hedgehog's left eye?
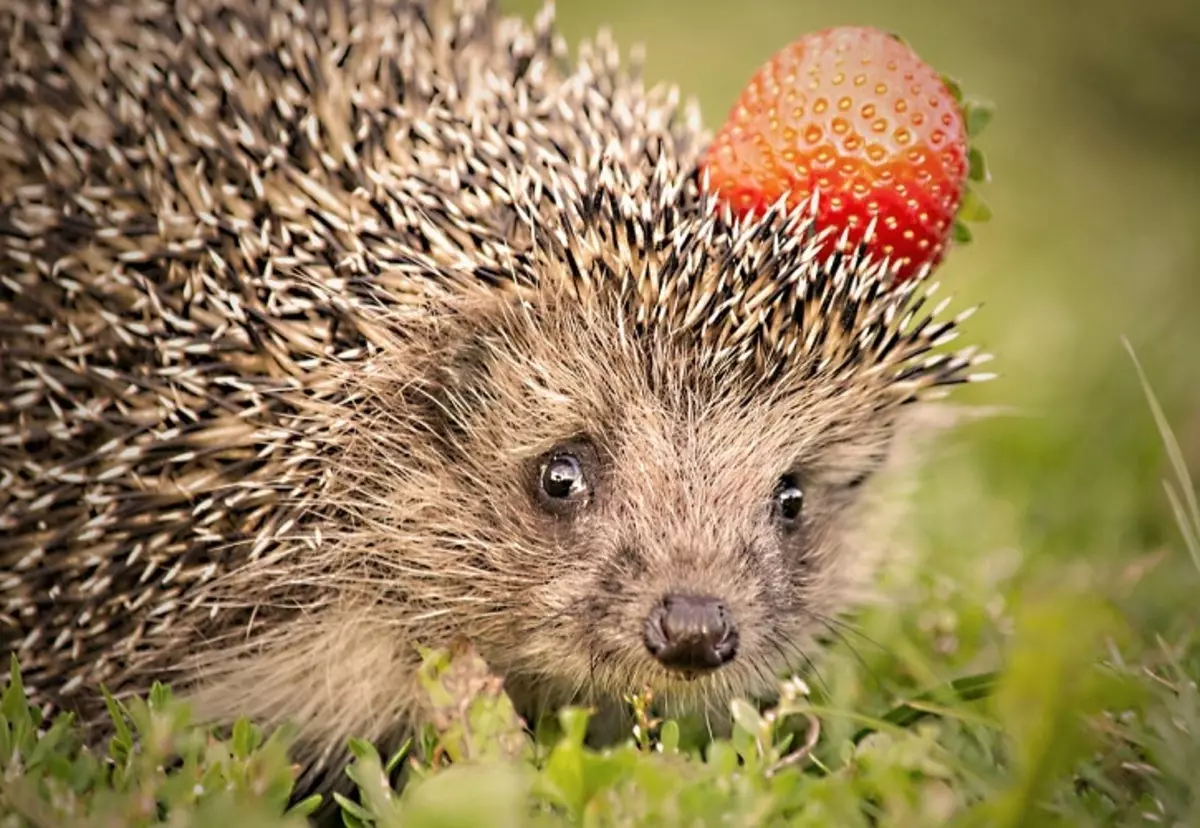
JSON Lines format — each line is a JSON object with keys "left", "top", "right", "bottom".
{"left": 772, "top": 475, "right": 804, "bottom": 528}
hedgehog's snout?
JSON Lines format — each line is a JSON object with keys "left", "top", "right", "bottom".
{"left": 642, "top": 593, "right": 739, "bottom": 674}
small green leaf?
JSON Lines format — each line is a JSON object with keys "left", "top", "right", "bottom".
{"left": 2, "top": 655, "right": 28, "bottom": 723}
{"left": 705, "top": 741, "right": 739, "bottom": 775}
{"left": 287, "top": 793, "right": 325, "bottom": 818}
{"left": 27, "top": 712, "right": 76, "bottom": 768}
{"left": 540, "top": 744, "right": 585, "bottom": 817}
{"left": 147, "top": 681, "right": 172, "bottom": 710}
{"left": 334, "top": 790, "right": 374, "bottom": 825}
{"left": 385, "top": 738, "right": 412, "bottom": 775}
{"left": 347, "top": 737, "right": 379, "bottom": 763}
{"left": 941, "top": 73, "right": 965, "bottom": 104}
{"left": 100, "top": 685, "right": 134, "bottom": 761}
{"left": 558, "top": 707, "right": 591, "bottom": 747}
{"left": 731, "top": 699, "right": 765, "bottom": 738}
{"left": 952, "top": 221, "right": 974, "bottom": 245}
{"left": 659, "top": 719, "right": 680, "bottom": 754}
{"left": 231, "top": 717, "right": 259, "bottom": 759}
{"left": 968, "top": 146, "right": 990, "bottom": 183}
{"left": 964, "top": 99, "right": 996, "bottom": 137}
{"left": 957, "top": 187, "right": 993, "bottom": 224}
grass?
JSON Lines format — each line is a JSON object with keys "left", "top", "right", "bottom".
{"left": 3, "top": 0, "right": 1198, "bottom": 825}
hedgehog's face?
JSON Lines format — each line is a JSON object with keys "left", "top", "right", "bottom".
{"left": 383, "top": 291, "right": 901, "bottom": 715}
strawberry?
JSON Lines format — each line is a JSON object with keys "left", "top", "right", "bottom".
{"left": 701, "top": 25, "right": 993, "bottom": 283}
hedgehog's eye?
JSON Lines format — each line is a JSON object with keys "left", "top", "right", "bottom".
{"left": 534, "top": 446, "right": 596, "bottom": 517}
{"left": 772, "top": 474, "right": 804, "bottom": 528}
{"left": 542, "top": 454, "right": 585, "bottom": 500}
{"left": 533, "top": 440, "right": 599, "bottom": 516}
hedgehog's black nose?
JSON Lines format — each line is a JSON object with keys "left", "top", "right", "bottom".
{"left": 643, "top": 593, "right": 738, "bottom": 673}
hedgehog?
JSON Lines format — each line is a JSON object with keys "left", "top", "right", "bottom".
{"left": 0, "top": 0, "right": 991, "bottom": 798}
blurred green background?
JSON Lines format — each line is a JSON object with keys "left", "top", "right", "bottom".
{"left": 504, "top": 0, "right": 1200, "bottom": 634}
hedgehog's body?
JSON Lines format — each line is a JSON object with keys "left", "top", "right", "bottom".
{"left": 0, "top": 0, "right": 988, "bottom": 794}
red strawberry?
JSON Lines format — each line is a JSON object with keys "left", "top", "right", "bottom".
{"left": 701, "top": 25, "right": 993, "bottom": 283}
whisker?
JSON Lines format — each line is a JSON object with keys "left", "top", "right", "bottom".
{"left": 808, "top": 610, "right": 887, "bottom": 653}
{"left": 771, "top": 633, "right": 831, "bottom": 699}
{"left": 804, "top": 612, "right": 885, "bottom": 693}
{"left": 746, "top": 654, "right": 778, "bottom": 699}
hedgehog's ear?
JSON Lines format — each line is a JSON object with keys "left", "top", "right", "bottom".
{"left": 412, "top": 329, "right": 498, "bottom": 456}
{"left": 431, "top": 330, "right": 493, "bottom": 395}
{"left": 362, "top": 300, "right": 501, "bottom": 458}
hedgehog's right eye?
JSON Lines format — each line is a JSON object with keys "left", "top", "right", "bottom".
{"left": 532, "top": 439, "right": 599, "bottom": 516}
{"left": 542, "top": 454, "right": 585, "bottom": 499}
{"left": 534, "top": 444, "right": 597, "bottom": 516}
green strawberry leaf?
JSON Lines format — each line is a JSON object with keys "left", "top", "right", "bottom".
{"left": 968, "top": 146, "right": 990, "bottom": 183}
{"left": 952, "top": 220, "right": 974, "bottom": 245}
{"left": 958, "top": 186, "right": 993, "bottom": 223}
{"left": 940, "top": 73, "right": 965, "bottom": 104}
{"left": 964, "top": 98, "right": 996, "bottom": 138}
